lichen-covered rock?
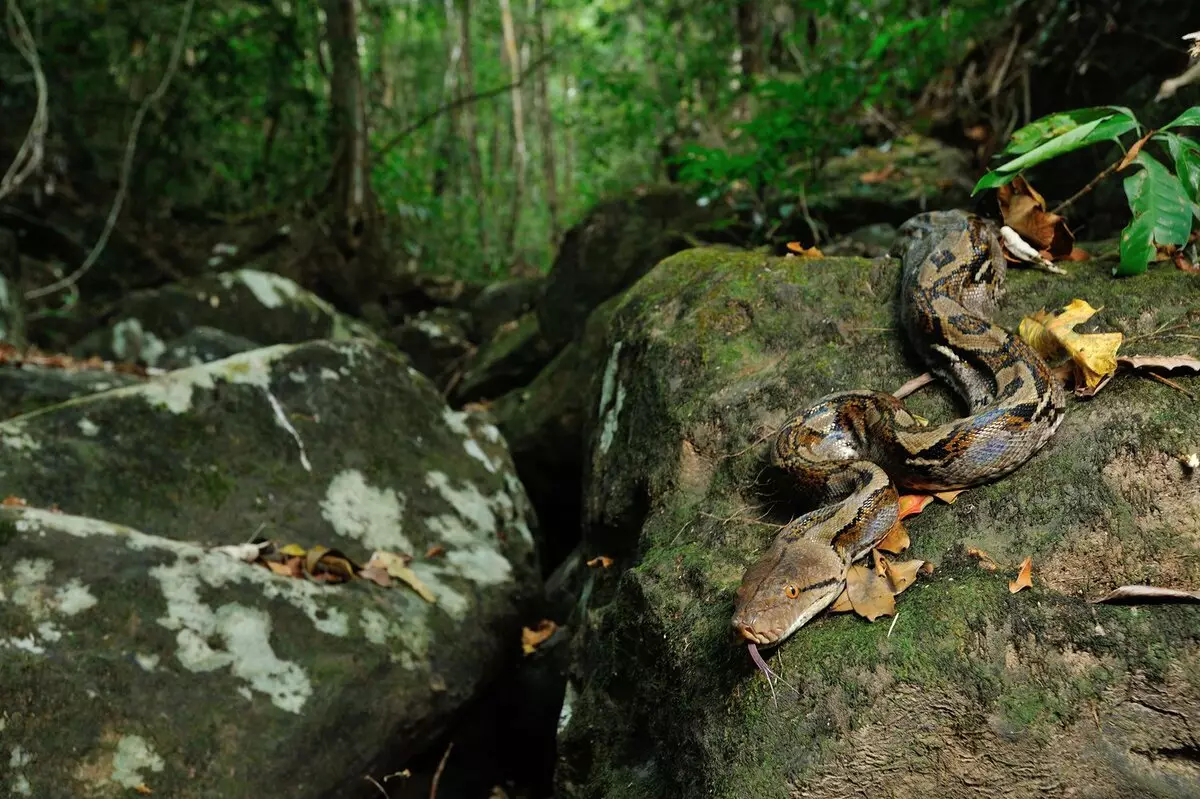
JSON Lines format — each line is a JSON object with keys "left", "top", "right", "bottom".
{"left": 0, "top": 273, "right": 25, "bottom": 348}
{"left": 0, "top": 339, "right": 540, "bottom": 799}
{"left": 0, "top": 365, "right": 143, "bottom": 419}
{"left": 452, "top": 312, "right": 554, "bottom": 405}
{"left": 387, "top": 307, "right": 474, "bottom": 390}
{"left": 556, "top": 245, "right": 1200, "bottom": 798}
{"left": 156, "top": 326, "right": 262, "bottom": 370}
{"left": 536, "top": 186, "right": 726, "bottom": 351}
{"left": 468, "top": 276, "right": 546, "bottom": 342}
{"left": 71, "top": 269, "right": 375, "bottom": 366}
{"left": 805, "top": 135, "right": 972, "bottom": 233}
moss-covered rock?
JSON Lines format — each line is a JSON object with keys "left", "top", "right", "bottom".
{"left": 387, "top": 307, "right": 474, "bottom": 391}
{"left": 71, "top": 269, "right": 376, "bottom": 366}
{"left": 0, "top": 365, "right": 143, "bottom": 420}
{"left": 452, "top": 312, "right": 556, "bottom": 406}
{"left": 0, "top": 339, "right": 540, "bottom": 799}
{"left": 556, "top": 244, "right": 1200, "bottom": 798}
{"left": 536, "top": 186, "right": 729, "bottom": 352}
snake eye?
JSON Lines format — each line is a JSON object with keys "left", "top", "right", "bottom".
{"left": 784, "top": 584, "right": 800, "bottom": 599}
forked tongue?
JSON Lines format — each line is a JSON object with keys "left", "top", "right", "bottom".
{"left": 747, "top": 642, "right": 799, "bottom": 706}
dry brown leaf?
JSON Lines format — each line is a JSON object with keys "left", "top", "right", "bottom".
{"left": 2, "top": 496, "right": 27, "bottom": 507}
{"left": 967, "top": 547, "right": 1000, "bottom": 572}
{"left": 1090, "top": 584, "right": 1200, "bottom": 604}
{"left": 897, "top": 493, "right": 934, "bottom": 520}
{"left": 425, "top": 545, "right": 446, "bottom": 558}
{"left": 882, "top": 558, "right": 926, "bottom": 594}
{"left": 1019, "top": 300, "right": 1122, "bottom": 390}
{"left": 1009, "top": 556, "right": 1034, "bottom": 593}
{"left": 586, "top": 555, "right": 614, "bottom": 568}
{"left": 932, "top": 489, "right": 964, "bottom": 504}
{"left": 876, "top": 523, "right": 910, "bottom": 554}
{"left": 829, "top": 586, "right": 854, "bottom": 613}
{"left": 367, "top": 551, "right": 435, "bottom": 602}
{"left": 521, "top": 619, "right": 557, "bottom": 655}
{"left": 964, "top": 124, "right": 989, "bottom": 142}
{"left": 859, "top": 164, "right": 898, "bottom": 184}
{"left": 134, "top": 786, "right": 153, "bottom": 796}
{"left": 1118, "top": 354, "right": 1200, "bottom": 374}
{"left": 997, "top": 176, "right": 1075, "bottom": 258}
{"left": 845, "top": 555, "right": 896, "bottom": 621}
{"left": 785, "top": 242, "right": 824, "bottom": 258}
{"left": 358, "top": 566, "right": 392, "bottom": 587}
{"left": 1064, "top": 247, "right": 1090, "bottom": 262}
{"left": 1116, "top": 130, "right": 1155, "bottom": 172}
{"left": 1173, "top": 250, "right": 1200, "bottom": 273}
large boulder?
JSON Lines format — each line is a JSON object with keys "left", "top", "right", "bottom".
{"left": 555, "top": 245, "right": 1200, "bottom": 798}
{"left": 0, "top": 339, "right": 540, "bottom": 798}
{"left": 71, "top": 269, "right": 375, "bottom": 366}
{"left": 536, "top": 186, "right": 727, "bottom": 352}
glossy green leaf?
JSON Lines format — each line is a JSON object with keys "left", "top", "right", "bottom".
{"left": 995, "top": 113, "right": 1137, "bottom": 175}
{"left": 996, "top": 106, "right": 1134, "bottom": 158}
{"left": 1117, "top": 151, "right": 1194, "bottom": 276}
{"left": 1158, "top": 132, "right": 1200, "bottom": 207}
{"left": 1162, "top": 106, "right": 1200, "bottom": 130}
{"left": 970, "top": 169, "right": 1019, "bottom": 195}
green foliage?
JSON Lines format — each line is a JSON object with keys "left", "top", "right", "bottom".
{"left": 975, "top": 105, "right": 1200, "bottom": 276}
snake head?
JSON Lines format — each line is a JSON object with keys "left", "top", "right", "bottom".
{"left": 731, "top": 536, "right": 848, "bottom": 646}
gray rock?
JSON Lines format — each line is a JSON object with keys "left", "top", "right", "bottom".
{"left": 156, "top": 326, "right": 262, "bottom": 370}
{"left": 0, "top": 338, "right": 539, "bottom": 798}
{"left": 387, "top": 307, "right": 474, "bottom": 390}
{"left": 0, "top": 364, "right": 143, "bottom": 419}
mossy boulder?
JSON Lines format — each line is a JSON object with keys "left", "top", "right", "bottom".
{"left": 71, "top": 269, "right": 375, "bottom": 366}
{"left": 452, "top": 312, "right": 556, "bottom": 406}
{"left": 536, "top": 186, "right": 728, "bottom": 351}
{"left": 0, "top": 364, "right": 143, "bottom": 420}
{"left": 387, "top": 307, "right": 474, "bottom": 391}
{"left": 556, "top": 244, "right": 1200, "bottom": 798}
{"left": 468, "top": 276, "right": 546, "bottom": 342}
{"left": 0, "top": 339, "right": 540, "bottom": 799}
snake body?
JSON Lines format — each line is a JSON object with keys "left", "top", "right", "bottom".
{"left": 732, "top": 210, "right": 1066, "bottom": 646}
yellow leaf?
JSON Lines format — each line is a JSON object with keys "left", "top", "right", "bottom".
{"left": 1009, "top": 556, "right": 1034, "bottom": 593}
{"left": 521, "top": 619, "right": 557, "bottom": 655}
{"left": 278, "top": 543, "right": 307, "bottom": 557}
{"left": 390, "top": 564, "right": 437, "bottom": 602}
{"left": 1018, "top": 299, "right": 1122, "bottom": 390}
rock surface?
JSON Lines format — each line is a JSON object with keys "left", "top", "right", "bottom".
{"left": 0, "top": 339, "right": 540, "bottom": 798}
{"left": 71, "top": 269, "right": 374, "bottom": 366}
{"left": 554, "top": 244, "right": 1200, "bottom": 798}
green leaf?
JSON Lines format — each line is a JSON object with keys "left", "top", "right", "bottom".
{"left": 1162, "top": 106, "right": 1200, "bottom": 130}
{"left": 995, "top": 112, "right": 1137, "bottom": 175}
{"left": 996, "top": 107, "right": 1134, "bottom": 158}
{"left": 970, "top": 169, "right": 1020, "bottom": 195}
{"left": 1117, "top": 151, "right": 1194, "bottom": 276}
{"left": 1158, "top": 132, "right": 1200, "bottom": 206}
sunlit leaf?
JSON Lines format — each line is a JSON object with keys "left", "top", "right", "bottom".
{"left": 1008, "top": 556, "right": 1033, "bottom": 593}
{"left": 1161, "top": 106, "right": 1200, "bottom": 130}
{"left": 1118, "top": 151, "right": 1194, "bottom": 276}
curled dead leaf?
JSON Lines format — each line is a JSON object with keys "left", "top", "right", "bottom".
{"left": 1118, "top": 354, "right": 1200, "bottom": 374}
{"left": 1009, "top": 556, "right": 1034, "bottom": 593}
{"left": 521, "top": 619, "right": 558, "bottom": 655}
{"left": 366, "top": 550, "right": 436, "bottom": 602}
{"left": 967, "top": 547, "right": 1000, "bottom": 572}
{"left": 586, "top": 555, "right": 614, "bottom": 568}
{"left": 786, "top": 242, "right": 824, "bottom": 258}
{"left": 997, "top": 176, "right": 1075, "bottom": 259}
{"left": 1091, "top": 585, "right": 1200, "bottom": 604}
{"left": 1019, "top": 300, "right": 1122, "bottom": 390}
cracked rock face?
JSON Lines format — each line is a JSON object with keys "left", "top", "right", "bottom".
{"left": 0, "top": 338, "right": 539, "bottom": 799}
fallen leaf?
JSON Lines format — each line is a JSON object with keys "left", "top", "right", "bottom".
{"left": 1174, "top": 250, "right": 1200, "bottom": 273}
{"left": 964, "top": 124, "right": 989, "bottom": 142}
{"left": 829, "top": 586, "right": 854, "bottom": 613}
{"left": 365, "top": 550, "right": 413, "bottom": 572}
{"left": 1091, "top": 585, "right": 1200, "bottom": 604}
{"left": 967, "top": 547, "right": 1000, "bottom": 572}
{"left": 997, "top": 176, "right": 1075, "bottom": 258}
{"left": 212, "top": 541, "right": 270, "bottom": 563}
{"left": 882, "top": 557, "right": 926, "bottom": 594}
{"left": 932, "top": 489, "right": 964, "bottom": 504}
{"left": 278, "top": 543, "right": 307, "bottom": 557}
{"left": 1118, "top": 354, "right": 1200, "bottom": 374}
{"left": 844, "top": 553, "right": 896, "bottom": 621}
{"left": 897, "top": 494, "right": 934, "bottom": 519}
{"left": 424, "top": 545, "right": 446, "bottom": 558}
{"left": 876, "top": 523, "right": 911, "bottom": 553}
{"left": 1019, "top": 300, "right": 1122, "bottom": 390}
{"left": 2, "top": 496, "right": 27, "bottom": 507}
{"left": 367, "top": 551, "right": 435, "bottom": 602}
{"left": 1065, "top": 247, "right": 1090, "bottom": 262}
{"left": 586, "top": 555, "right": 614, "bottom": 568}
{"left": 267, "top": 556, "right": 304, "bottom": 578}
{"left": 786, "top": 242, "right": 824, "bottom": 258}
{"left": 134, "top": 786, "right": 153, "bottom": 796}
{"left": 1009, "top": 556, "right": 1033, "bottom": 593}
{"left": 859, "top": 164, "right": 898, "bottom": 184}
{"left": 303, "top": 545, "right": 358, "bottom": 583}
{"left": 358, "top": 566, "right": 392, "bottom": 587}
{"left": 521, "top": 619, "right": 557, "bottom": 655}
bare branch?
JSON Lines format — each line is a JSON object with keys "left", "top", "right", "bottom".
{"left": 0, "top": 0, "right": 50, "bottom": 202}
{"left": 25, "top": 0, "right": 196, "bottom": 301}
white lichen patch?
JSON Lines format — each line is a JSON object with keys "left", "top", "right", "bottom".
{"left": 0, "top": 420, "right": 41, "bottom": 452}
{"left": 319, "top": 367, "right": 340, "bottom": 381}
{"left": 218, "top": 269, "right": 303, "bottom": 310}
{"left": 110, "top": 318, "right": 167, "bottom": 366}
{"left": 414, "top": 317, "right": 447, "bottom": 339}
{"left": 135, "top": 653, "right": 160, "bottom": 671}
{"left": 597, "top": 342, "right": 626, "bottom": 456}
{"left": 11, "top": 508, "right": 362, "bottom": 713}
{"left": 320, "top": 469, "right": 414, "bottom": 553}
{"left": 77, "top": 417, "right": 100, "bottom": 437}
{"left": 358, "top": 606, "right": 431, "bottom": 669}
{"left": 54, "top": 579, "right": 98, "bottom": 615}
{"left": 109, "top": 735, "right": 164, "bottom": 789}
{"left": 443, "top": 409, "right": 501, "bottom": 474}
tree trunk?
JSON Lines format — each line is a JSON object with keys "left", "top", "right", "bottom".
{"left": 533, "top": 0, "right": 559, "bottom": 246}
{"left": 499, "top": 0, "right": 527, "bottom": 258}
{"left": 323, "top": 0, "right": 373, "bottom": 256}
{"left": 736, "top": 0, "right": 762, "bottom": 80}
{"left": 561, "top": 72, "right": 574, "bottom": 201}
{"left": 457, "top": 0, "right": 489, "bottom": 255}
{"left": 433, "top": 0, "right": 463, "bottom": 200}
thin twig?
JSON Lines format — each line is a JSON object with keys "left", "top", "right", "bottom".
{"left": 364, "top": 775, "right": 389, "bottom": 798}
{"left": 429, "top": 742, "right": 454, "bottom": 799}
{"left": 1141, "top": 371, "right": 1197, "bottom": 400}
{"left": 0, "top": 0, "right": 49, "bottom": 202}
{"left": 1050, "top": 156, "right": 1123, "bottom": 216}
{"left": 25, "top": 0, "right": 195, "bottom": 301}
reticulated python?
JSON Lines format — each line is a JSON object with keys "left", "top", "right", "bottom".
{"left": 732, "top": 210, "right": 1066, "bottom": 651}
